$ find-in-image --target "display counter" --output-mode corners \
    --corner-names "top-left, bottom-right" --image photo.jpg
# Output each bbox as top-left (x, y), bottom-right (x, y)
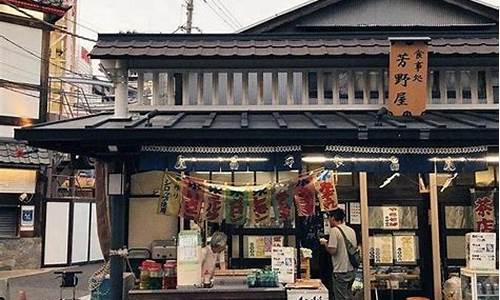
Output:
top-left (128, 276), bottom-right (287, 300)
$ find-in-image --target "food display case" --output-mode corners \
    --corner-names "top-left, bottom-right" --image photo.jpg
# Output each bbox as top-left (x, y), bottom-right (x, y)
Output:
top-left (461, 268), bottom-right (499, 300)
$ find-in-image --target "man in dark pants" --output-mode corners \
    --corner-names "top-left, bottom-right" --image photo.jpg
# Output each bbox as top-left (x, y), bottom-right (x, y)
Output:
top-left (320, 208), bottom-right (357, 300)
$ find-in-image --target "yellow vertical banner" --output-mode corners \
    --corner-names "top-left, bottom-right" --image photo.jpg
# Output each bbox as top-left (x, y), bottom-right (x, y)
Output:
top-left (388, 37), bottom-right (430, 116)
top-left (158, 172), bottom-right (181, 216)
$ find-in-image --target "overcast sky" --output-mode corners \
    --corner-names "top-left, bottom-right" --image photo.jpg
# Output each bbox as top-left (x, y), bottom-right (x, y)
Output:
top-left (78, 0), bottom-right (499, 50)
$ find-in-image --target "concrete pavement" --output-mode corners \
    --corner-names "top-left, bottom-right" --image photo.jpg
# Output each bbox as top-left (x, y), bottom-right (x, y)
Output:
top-left (4, 263), bottom-right (102, 300)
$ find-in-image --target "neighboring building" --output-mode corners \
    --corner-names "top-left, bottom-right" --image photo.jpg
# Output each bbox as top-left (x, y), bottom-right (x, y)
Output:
top-left (15, 0), bottom-right (498, 299)
top-left (0, 0), bottom-right (70, 269)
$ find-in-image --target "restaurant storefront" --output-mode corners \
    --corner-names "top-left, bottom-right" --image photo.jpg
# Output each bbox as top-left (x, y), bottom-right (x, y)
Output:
top-left (14, 0), bottom-right (500, 299)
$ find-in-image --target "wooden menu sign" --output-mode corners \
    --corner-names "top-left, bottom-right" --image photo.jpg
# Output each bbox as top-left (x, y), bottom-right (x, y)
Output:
top-left (388, 37), bottom-right (430, 116)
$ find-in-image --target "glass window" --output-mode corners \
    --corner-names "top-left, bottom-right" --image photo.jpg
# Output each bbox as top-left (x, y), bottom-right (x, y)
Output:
top-left (0, 207), bottom-right (18, 237)
top-left (446, 71), bottom-right (457, 102)
top-left (492, 69), bottom-right (499, 104)
top-left (446, 236), bottom-right (466, 259)
top-left (338, 71), bottom-right (349, 103)
top-left (445, 206), bottom-right (473, 229)
top-left (478, 71), bottom-right (487, 101)
top-left (431, 70), bottom-right (441, 102)
top-left (383, 70), bottom-right (389, 102)
top-left (461, 70), bottom-right (472, 102)
top-left (368, 206), bottom-right (418, 229)
top-left (369, 71), bottom-right (380, 103)
top-left (323, 72), bottom-right (333, 102)
top-left (308, 72), bottom-right (318, 100)
top-left (354, 71), bottom-right (364, 102)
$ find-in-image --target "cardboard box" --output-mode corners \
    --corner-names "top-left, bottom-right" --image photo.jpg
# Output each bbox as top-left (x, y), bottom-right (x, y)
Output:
top-left (465, 232), bottom-right (496, 270)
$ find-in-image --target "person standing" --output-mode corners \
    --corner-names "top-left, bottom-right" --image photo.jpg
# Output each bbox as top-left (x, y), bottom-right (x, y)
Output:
top-left (320, 208), bottom-right (357, 300)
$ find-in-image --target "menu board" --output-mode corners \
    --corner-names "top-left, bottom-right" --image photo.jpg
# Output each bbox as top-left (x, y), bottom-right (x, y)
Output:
top-left (177, 230), bottom-right (200, 262)
top-left (349, 202), bottom-right (361, 225)
top-left (466, 232), bottom-right (497, 270)
top-left (394, 235), bottom-right (417, 264)
top-left (382, 207), bottom-right (399, 229)
top-left (248, 236), bottom-right (284, 258)
top-left (271, 247), bottom-right (295, 283)
top-left (373, 235), bottom-right (393, 264)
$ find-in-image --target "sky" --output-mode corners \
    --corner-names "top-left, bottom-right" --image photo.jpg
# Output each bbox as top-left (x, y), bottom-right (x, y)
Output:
top-left (77, 0), bottom-right (499, 54)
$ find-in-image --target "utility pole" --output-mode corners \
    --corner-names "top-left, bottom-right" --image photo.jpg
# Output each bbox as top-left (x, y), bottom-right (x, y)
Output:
top-left (185, 0), bottom-right (194, 33)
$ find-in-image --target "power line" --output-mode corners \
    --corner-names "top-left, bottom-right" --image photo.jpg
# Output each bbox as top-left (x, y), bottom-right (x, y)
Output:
top-left (1, 86), bottom-right (40, 99)
top-left (202, 0), bottom-right (238, 30)
top-left (0, 34), bottom-right (94, 79)
top-left (0, 0), bottom-right (97, 43)
top-left (211, 0), bottom-right (242, 28)
top-left (64, 17), bottom-right (99, 35)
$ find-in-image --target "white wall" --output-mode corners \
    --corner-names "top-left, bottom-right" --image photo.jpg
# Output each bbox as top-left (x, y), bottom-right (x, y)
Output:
top-left (44, 202), bottom-right (70, 265)
top-left (71, 203), bottom-right (90, 263)
top-left (0, 21), bottom-right (41, 126)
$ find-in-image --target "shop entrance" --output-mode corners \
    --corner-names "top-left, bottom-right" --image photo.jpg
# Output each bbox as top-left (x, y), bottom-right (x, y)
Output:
top-left (367, 173), bottom-right (433, 300)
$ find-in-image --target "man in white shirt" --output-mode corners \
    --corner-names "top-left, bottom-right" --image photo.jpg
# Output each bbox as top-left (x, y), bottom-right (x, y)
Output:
top-left (320, 208), bottom-right (357, 300)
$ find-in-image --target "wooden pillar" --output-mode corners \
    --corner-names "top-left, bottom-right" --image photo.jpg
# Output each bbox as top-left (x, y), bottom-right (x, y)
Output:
top-left (429, 173), bottom-right (442, 300)
top-left (227, 72), bottom-right (234, 105)
top-left (471, 70), bottom-right (479, 104)
top-left (332, 70), bottom-right (339, 105)
top-left (286, 71), bottom-right (294, 105)
top-left (347, 70), bottom-right (355, 105)
top-left (212, 72), bottom-right (219, 105)
top-left (167, 73), bottom-right (175, 105)
top-left (272, 71), bottom-right (279, 105)
top-left (109, 161), bottom-right (126, 300)
top-left (359, 172), bottom-right (371, 300)
top-left (377, 69), bottom-right (385, 105)
top-left (137, 71), bottom-right (144, 105)
top-left (182, 73), bottom-right (189, 105)
top-left (485, 68), bottom-right (494, 104)
top-left (197, 72), bottom-right (204, 105)
top-left (257, 71), bottom-right (264, 105)
top-left (301, 72), bottom-right (309, 105)
top-left (152, 71), bottom-right (160, 106)
top-left (317, 71), bottom-right (325, 105)
top-left (114, 60), bottom-right (128, 118)
top-left (242, 72), bottom-right (249, 105)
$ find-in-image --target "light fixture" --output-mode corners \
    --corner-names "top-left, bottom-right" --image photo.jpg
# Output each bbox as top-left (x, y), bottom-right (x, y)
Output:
top-left (107, 173), bottom-right (125, 195)
top-left (302, 155), bottom-right (327, 164)
top-left (108, 145), bottom-right (119, 152)
top-left (379, 172), bottom-right (400, 189)
top-left (429, 156), bottom-right (499, 163)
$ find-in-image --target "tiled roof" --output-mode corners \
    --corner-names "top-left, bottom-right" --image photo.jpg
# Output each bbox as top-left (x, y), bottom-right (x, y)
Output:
top-left (0, 141), bottom-right (50, 166)
top-left (14, 109), bottom-right (499, 156)
top-left (90, 35), bottom-right (499, 58)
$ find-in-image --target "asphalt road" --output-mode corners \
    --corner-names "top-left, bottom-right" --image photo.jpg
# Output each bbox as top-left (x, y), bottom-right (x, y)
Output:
top-left (8, 263), bottom-right (102, 300)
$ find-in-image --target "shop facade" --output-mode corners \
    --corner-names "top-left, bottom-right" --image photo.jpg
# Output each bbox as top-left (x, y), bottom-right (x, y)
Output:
top-left (15, 0), bottom-right (499, 299)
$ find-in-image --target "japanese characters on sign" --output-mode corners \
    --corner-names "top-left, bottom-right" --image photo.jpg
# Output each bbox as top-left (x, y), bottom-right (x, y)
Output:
top-left (388, 38), bottom-right (430, 116)
top-left (315, 170), bottom-right (338, 212)
top-left (158, 172), bottom-right (181, 216)
top-left (225, 187), bottom-right (249, 225)
top-left (472, 188), bottom-right (497, 232)
top-left (272, 183), bottom-right (295, 222)
top-left (204, 184), bottom-right (225, 223)
top-left (180, 178), bottom-right (203, 221)
top-left (294, 175), bottom-right (316, 217)
top-left (250, 184), bottom-right (272, 225)
top-left (382, 206), bottom-right (399, 229)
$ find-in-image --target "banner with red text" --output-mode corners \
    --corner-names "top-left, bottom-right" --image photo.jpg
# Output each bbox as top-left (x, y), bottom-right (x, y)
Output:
top-left (180, 178), bottom-right (204, 221)
top-left (294, 175), bottom-right (316, 217)
top-left (315, 170), bottom-right (338, 212)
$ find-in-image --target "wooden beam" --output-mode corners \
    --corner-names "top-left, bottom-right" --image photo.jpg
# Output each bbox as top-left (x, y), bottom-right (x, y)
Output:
top-left (416, 117), bottom-right (447, 128)
top-left (304, 112), bottom-right (326, 128)
top-left (203, 112), bottom-right (217, 128)
top-left (367, 112), bottom-right (406, 128)
top-left (461, 111), bottom-right (498, 122)
top-left (347, 70), bottom-right (355, 105)
top-left (428, 111), bottom-right (486, 128)
top-left (378, 69), bottom-right (385, 105)
top-left (359, 172), bottom-right (371, 300)
top-left (240, 112), bottom-right (248, 128)
top-left (287, 71), bottom-right (294, 105)
top-left (163, 113), bottom-right (185, 128)
top-left (363, 71), bottom-right (369, 105)
top-left (486, 68), bottom-right (494, 104)
top-left (125, 110), bottom-right (159, 128)
top-left (334, 112), bottom-right (366, 128)
top-left (272, 112), bottom-right (287, 128)
top-left (471, 69), bottom-right (479, 104)
top-left (429, 173), bottom-right (442, 300)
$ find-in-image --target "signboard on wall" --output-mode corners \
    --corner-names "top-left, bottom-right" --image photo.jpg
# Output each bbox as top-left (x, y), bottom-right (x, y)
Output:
top-left (20, 205), bottom-right (35, 231)
top-left (0, 168), bottom-right (36, 193)
top-left (388, 37), bottom-right (430, 116)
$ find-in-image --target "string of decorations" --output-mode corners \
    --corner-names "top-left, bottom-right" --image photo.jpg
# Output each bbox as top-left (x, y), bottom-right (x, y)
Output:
top-left (156, 168), bottom-right (339, 225)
